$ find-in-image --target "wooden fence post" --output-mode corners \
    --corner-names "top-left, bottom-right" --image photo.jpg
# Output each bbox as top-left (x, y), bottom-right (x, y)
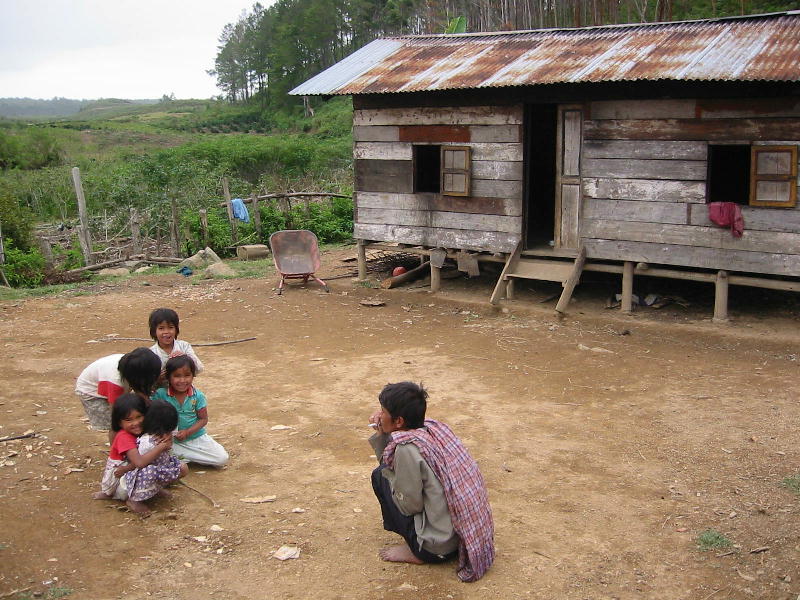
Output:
top-left (37, 237), bottom-right (54, 269)
top-left (285, 197), bottom-right (293, 229)
top-left (199, 209), bottom-right (209, 248)
top-left (222, 177), bottom-right (238, 245)
top-left (170, 197), bottom-right (180, 257)
top-left (130, 209), bottom-right (142, 255)
top-left (71, 167), bottom-right (93, 266)
top-left (251, 192), bottom-right (261, 240)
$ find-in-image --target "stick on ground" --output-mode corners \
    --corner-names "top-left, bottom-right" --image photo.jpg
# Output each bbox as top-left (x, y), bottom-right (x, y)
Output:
top-left (178, 480), bottom-right (219, 507)
top-left (0, 432), bottom-right (36, 443)
top-left (94, 336), bottom-right (256, 347)
top-left (0, 587), bottom-right (32, 599)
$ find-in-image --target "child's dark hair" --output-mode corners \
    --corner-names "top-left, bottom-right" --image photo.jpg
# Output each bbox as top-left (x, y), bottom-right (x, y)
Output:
top-left (111, 393), bottom-right (148, 432)
top-left (143, 400), bottom-right (179, 436)
top-left (165, 354), bottom-right (196, 378)
top-left (118, 347), bottom-right (162, 395)
top-left (379, 382), bottom-right (428, 429)
top-left (149, 308), bottom-right (180, 340)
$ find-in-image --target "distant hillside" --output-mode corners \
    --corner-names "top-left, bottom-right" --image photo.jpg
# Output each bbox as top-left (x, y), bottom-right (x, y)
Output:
top-left (0, 97), bottom-right (159, 119)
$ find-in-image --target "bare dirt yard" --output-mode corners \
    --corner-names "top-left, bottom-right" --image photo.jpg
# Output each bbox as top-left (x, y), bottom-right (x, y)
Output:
top-left (1, 246), bottom-right (799, 600)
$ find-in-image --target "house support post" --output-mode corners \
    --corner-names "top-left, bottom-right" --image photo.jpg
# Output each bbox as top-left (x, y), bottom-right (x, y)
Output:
top-left (430, 263), bottom-right (441, 292)
top-left (713, 270), bottom-right (729, 323)
top-left (621, 261), bottom-right (635, 314)
top-left (506, 279), bottom-right (515, 300)
top-left (357, 239), bottom-right (367, 280)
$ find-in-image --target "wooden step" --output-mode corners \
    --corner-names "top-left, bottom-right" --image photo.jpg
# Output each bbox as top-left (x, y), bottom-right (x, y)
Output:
top-left (506, 258), bottom-right (574, 283)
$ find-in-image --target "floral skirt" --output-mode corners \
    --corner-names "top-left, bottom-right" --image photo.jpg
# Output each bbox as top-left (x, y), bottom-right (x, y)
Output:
top-left (124, 452), bottom-right (182, 502)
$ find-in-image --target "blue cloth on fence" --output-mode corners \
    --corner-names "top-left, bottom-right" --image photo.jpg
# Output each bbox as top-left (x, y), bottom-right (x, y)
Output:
top-left (231, 198), bottom-right (250, 223)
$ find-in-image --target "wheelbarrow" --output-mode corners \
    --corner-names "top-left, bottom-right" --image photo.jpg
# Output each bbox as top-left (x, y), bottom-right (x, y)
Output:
top-left (268, 229), bottom-right (330, 295)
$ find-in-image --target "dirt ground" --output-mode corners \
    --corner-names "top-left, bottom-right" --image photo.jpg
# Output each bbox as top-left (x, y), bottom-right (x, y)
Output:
top-left (1, 246), bottom-right (799, 600)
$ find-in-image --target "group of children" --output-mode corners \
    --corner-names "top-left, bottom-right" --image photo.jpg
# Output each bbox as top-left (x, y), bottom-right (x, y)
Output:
top-left (75, 308), bottom-right (227, 515)
top-left (74, 311), bottom-right (495, 580)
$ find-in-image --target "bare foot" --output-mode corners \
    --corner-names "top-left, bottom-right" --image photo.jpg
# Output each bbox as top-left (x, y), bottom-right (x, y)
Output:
top-left (126, 499), bottom-right (152, 516)
top-left (378, 544), bottom-right (424, 564)
top-left (155, 489), bottom-right (172, 499)
top-left (92, 491), bottom-right (112, 500)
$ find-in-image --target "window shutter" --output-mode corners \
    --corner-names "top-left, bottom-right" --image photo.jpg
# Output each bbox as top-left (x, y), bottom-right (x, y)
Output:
top-left (750, 145), bottom-right (797, 207)
top-left (441, 146), bottom-right (471, 197)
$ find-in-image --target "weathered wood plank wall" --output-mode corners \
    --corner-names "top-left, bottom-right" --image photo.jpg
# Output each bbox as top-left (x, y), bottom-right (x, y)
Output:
top-left (582, 97), bottom-right (800, 277)
top-left (353, 106), bottom-right (523, 252)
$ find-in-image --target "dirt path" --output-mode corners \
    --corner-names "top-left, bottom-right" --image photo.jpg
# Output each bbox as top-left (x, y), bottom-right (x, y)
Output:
top-left (1, 248), bottom-right (798, 599)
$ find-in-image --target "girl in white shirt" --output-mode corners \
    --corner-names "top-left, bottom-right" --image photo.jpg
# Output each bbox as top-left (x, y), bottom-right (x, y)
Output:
top-left (148, 307), bottom-right (204, 374)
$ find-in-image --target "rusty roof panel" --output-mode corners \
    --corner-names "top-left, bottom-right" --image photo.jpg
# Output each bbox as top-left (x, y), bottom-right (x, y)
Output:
top-left (289, 12), bottom-right (800, 95)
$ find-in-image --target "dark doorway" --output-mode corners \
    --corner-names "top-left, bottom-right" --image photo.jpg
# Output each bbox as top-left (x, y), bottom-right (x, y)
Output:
top-left (524, 104), bottom-right (557, 248)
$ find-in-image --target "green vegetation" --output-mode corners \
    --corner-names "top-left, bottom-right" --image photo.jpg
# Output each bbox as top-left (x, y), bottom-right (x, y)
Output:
top-left (0, 96), bottom-right (353, 288)
top-left (0, 123), bottom-right (64, 170)
top-left (696, 529), bottom-right (732, 551)
top-left (781, 474), bottom-right (800, 495)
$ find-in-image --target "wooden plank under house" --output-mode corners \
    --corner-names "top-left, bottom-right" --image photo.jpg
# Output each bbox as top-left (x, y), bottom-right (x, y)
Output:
top-left (291, 12), bottom-right (800, 320)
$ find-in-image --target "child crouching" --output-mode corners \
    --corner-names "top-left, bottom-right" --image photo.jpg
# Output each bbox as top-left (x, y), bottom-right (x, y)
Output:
top-left (93, 393), bottom-right (147, 501)
top-left (124, 400), bottom-right (188, 515)
top-left (368, 382), bottom-right (495, 582)
top-left (151, 355), bottom-right (228, 467)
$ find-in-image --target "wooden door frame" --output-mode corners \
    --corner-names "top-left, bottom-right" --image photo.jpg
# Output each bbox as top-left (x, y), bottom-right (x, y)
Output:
top-left (555, 104), bottom-right (583, 249)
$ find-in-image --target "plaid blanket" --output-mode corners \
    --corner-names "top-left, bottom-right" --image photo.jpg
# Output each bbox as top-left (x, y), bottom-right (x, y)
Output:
top-left (383, 419), bottom-right (495, 581)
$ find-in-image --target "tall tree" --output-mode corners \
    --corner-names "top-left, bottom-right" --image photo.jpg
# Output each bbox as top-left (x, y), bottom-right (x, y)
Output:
top-left (211, 0), bottom-right (800, 105)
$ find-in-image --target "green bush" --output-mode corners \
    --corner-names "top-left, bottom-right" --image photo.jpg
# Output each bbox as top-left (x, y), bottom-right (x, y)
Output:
top-left (0, 127), bottom-right (64, 170)
top-left (293, 196), bottom-right (353, 243)
top-left (2, 238), bottom-right (45, 287)
top-left (0, 180), bottom-right (34, 250)
top-left (53, 242), bottom-right (84, 270)
top-left (182, 208), bottom-right (235, 256)
top-left (180, 196), bottom-right (352, 256)
top-left (0, 130), bottom-right (21, 169)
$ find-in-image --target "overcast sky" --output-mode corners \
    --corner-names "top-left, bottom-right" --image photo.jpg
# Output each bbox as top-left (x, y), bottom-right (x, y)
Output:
top-left (0, 0), bottom-right (259, 100)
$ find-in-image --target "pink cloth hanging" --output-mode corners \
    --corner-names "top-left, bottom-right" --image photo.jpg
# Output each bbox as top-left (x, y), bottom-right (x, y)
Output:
top-left (708, 202), bottom-right (744, 238)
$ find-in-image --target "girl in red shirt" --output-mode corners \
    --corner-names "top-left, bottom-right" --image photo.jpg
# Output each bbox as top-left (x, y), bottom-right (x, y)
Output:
top-left (93, 394), bottom-right (182, 515)
top-left (93, 393), bottom-right (148, 501)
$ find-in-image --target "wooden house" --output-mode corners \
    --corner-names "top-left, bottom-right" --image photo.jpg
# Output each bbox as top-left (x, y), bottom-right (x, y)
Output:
top-left (290, 12), bottom-right (800, 319)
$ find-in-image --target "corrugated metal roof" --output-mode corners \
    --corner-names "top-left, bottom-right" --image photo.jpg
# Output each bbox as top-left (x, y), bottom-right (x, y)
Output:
top-left (290, 12), bottom-right (800, 95)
